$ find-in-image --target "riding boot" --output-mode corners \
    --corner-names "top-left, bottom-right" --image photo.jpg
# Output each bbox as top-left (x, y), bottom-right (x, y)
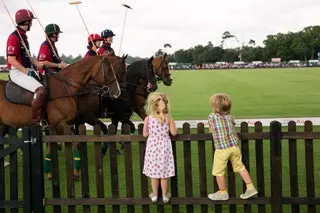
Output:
top-left (31, 86), bottom-right (48, 123)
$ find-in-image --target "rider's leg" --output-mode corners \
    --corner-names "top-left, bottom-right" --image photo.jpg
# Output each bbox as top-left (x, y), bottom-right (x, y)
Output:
top-left (10, 69), bottom-right (47, 122)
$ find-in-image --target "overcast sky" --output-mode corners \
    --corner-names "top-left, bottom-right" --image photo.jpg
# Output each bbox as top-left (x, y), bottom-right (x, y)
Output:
top-left (0, 0), bottom-right (320, 58)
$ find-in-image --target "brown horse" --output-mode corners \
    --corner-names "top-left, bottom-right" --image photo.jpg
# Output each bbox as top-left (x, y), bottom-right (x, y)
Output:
top-left (0, 55), bottom-right (123, 134)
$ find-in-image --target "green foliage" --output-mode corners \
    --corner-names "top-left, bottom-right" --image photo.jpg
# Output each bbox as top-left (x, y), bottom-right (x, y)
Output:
top-left (167, 25), bottom-right (320, 64)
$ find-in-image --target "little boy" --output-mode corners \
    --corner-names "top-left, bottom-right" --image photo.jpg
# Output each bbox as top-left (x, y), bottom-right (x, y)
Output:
top-left (208, 93), bottom-right (258, 200)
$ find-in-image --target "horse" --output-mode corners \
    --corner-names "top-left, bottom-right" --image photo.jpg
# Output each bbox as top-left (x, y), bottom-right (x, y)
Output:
top-left (0, 55), bottom-right (125, 177)
top-left (76, 54), bottom-right (172, 157)
top-left (131, 53), bottom-right (172, 119)
top-left (69, 56), bottom-right (157, 158)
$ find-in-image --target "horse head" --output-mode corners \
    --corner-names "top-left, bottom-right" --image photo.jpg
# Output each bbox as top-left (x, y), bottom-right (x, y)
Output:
top-left (89, 55), bottom-right (122, 99)
top-left (126, 57), bottom-right (158, 93)
top-left (105, 54), bottom-right (128, 94)
top-left (152, 53), bottom-right (173, 86)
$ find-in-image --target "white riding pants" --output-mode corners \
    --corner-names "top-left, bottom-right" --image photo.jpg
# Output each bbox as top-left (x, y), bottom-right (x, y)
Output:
top-left (9, 69), bottom-right (43, 93)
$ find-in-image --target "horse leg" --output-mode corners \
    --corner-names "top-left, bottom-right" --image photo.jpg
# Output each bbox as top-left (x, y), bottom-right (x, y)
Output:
top-left (111, 116), bottom-right (124, 154)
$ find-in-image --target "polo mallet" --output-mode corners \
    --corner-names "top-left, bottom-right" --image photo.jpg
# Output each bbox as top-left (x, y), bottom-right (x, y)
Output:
top-left (26, 0), bottom-right (60, 60)
top-left (69, 1), bottom-right (95, 48)
top-left (1, 0), bottom-right (40, 79)
top-left (118, 3), bottom-right (132, 55)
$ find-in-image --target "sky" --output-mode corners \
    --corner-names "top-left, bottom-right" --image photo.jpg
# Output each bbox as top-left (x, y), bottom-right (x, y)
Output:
top-left (0, 0), bottom-right (320, 58)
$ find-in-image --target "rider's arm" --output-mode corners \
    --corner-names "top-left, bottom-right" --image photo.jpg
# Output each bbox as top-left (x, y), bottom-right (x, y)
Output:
top-left (7, 34), bottom-right (28, 74)
top-left (38, 44), bottom-right (65, 69)
top-left (7, 56), bottom-right (28, 74)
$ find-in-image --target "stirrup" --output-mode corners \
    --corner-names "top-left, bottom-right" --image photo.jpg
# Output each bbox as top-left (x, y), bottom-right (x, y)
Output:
top-left (40, 119), bottom-right (49, 129)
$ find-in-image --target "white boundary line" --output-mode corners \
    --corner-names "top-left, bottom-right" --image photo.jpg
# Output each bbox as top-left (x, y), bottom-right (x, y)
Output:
top-left (84, 117), bottom-right (320, 130)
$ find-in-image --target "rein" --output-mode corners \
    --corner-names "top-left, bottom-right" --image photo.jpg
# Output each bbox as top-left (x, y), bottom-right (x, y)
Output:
top-left (47, 58), bottom-right (119, 101)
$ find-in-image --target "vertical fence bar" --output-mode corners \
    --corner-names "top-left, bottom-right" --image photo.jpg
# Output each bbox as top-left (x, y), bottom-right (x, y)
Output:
top-left (288, 121), bottom-right (299, 213)
top-left (109, 124), bottom-right (120, 213)
top-left (30, 126), bottom-right (44, 213)
top-left (304, 121), bottom-right (315, 213)
top-left (138, 124), bottom-right (150, 213)
top-left (22, 128), bottom-right (31, 213)
top-left (93, 125), bottom-right (105, 213)
top-left (123, 124), bottom-right (135, 213)
top-left (183, 123), bottom-right (193, 213)
top-left (9, 127), bottom-right (18, 213)
top-left (270, 121), bottom-right (283, 213)
top-left (50, 128), bottom-right (61, 213)
top-left (255, 122), bottom-right (266, 213)
top-left (64, 127), bottom-right (75, 213)
top-left (79, 125), bottom-right (91, 213)
top-left (212, 139), bottom-right (222, 213)
top-left (171, 138), bottom-right (179, 213)
top-left (197, 123), bottom-right (207, 213)
top-left (241, 122), bottom-right (251, 213)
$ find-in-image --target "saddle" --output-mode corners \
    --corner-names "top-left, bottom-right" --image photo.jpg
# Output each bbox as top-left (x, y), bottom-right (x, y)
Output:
top-left (5, 78), bottom-right (34, 106)
top-left (5, 74), bottom-right (49, 106)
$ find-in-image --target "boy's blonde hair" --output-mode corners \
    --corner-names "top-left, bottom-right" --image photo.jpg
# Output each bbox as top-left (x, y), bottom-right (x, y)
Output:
top-left (209, 93), bottom-right (232, 114)
top-left (145, 92), bottom-right (170, 124)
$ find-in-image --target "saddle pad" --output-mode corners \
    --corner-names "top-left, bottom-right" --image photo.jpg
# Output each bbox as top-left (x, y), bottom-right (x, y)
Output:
top-left (5, 80), bottom-right (33, 106)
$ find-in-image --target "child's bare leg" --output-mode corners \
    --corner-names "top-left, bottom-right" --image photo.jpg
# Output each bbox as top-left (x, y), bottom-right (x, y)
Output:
top-left (151, 178), bottom-right (159, 195)
top-left (216, 175), bottom-right (227, 190)
top-left (160, 178), bottom-right (168, 197)
top-left (239, 169), bottom-right (257, 192)
top-left (239, 169), bottom-right (252, 184)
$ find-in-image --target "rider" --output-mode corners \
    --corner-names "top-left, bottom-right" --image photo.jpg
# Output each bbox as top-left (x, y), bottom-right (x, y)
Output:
top-left (6, 9), bottom-right (46, 124)
top-left (38, 23), bottom-right (68, 74)
top-left (97, 29), bottom-right (116, 56)
top-left (84, 33), bottom-right (103, 58)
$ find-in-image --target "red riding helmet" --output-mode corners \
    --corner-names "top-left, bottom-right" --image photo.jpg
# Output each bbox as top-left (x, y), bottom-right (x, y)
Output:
top-left (88, 34), bottom-right (102, 44)
top-left (15, 9), bottom-right (37, 25)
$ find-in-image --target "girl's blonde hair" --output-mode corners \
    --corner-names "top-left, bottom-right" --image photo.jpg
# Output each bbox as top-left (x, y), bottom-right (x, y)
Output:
top-left (209, 93), bottom-right (232, 114)
top-left (145, 92), bottom-right (170, 124)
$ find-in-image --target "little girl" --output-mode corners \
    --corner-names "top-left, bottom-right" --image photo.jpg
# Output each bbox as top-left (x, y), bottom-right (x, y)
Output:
top-left (143, 92), bottom-right (177, 203)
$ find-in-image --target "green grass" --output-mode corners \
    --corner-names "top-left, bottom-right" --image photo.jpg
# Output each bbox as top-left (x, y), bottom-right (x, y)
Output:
top-left (2, 68), bottom-right (320, 213)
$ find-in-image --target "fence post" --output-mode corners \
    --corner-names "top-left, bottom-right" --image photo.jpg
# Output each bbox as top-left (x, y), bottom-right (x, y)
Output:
top-left (29, 126), bottom-right (45, 213)
top-left (270, 121), bottom-right (282, 213)
top-left (22, 128), bottom-right (32, 213)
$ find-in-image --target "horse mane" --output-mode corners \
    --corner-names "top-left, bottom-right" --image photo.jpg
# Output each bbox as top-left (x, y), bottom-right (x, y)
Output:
top-left (58, 56), bottom-right (101, 77)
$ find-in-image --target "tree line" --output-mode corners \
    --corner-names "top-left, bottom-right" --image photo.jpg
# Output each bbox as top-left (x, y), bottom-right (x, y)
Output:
top-left (1, 25), bottom-right (319, 66)
top-left (156, 26), bottom-right (320, 65)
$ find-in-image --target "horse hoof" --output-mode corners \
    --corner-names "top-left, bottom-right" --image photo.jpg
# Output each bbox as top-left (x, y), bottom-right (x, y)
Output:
top-left (116, 150), bottom-right (121, 155)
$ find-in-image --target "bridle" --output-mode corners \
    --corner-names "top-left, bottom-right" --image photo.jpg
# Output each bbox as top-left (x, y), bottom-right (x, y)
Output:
top-left (48, 57), bottom-right (120, 100)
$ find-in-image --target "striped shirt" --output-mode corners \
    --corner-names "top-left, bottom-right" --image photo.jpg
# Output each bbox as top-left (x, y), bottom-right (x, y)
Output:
top-left (208, 113), bottom-right (239, 150)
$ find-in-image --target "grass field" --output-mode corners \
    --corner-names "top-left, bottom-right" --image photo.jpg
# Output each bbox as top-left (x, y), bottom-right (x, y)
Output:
top-left (1, 67), bottom-right (320, 120)
top-left (2, 68), bottom-right (320, 213)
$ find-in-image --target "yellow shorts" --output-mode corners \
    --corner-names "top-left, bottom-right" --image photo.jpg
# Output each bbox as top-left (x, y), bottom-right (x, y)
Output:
top-left (212, 146), bottom-right (246, 176)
